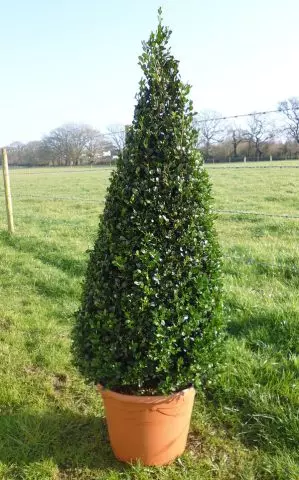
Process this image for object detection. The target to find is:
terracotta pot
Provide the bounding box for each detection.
[98,384,195,466]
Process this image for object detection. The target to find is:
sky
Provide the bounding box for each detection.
[1,0,298,145]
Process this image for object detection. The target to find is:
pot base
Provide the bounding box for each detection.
[98,385,195,466]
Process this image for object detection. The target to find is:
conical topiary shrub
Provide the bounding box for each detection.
[72,10,223,397]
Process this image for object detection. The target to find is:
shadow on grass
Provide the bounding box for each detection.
[254,260,299,287]
[31,276,78,301]
[0,231,86,278]
[251,221,299,239]
[0,409,125,474]
[227,303,299,357]
[223,245,299,286]
[203,299,299,454]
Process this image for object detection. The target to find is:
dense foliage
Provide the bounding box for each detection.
[72,12,223,395]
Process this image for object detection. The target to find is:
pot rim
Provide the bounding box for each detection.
[97,384,195,404]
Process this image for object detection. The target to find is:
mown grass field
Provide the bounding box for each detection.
[0,161,298,480]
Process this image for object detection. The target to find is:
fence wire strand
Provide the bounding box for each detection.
[6,163,299,175]
[2,195,298,220]
[8,194,105,204]
[1,152,298,277]
[207,165,299,170]
[224,254,299,274]
[215,210,299,220]
[9,167,112,176]
[1,208,298,274]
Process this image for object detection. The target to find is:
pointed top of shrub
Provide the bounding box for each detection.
[72,13,223,395]
[122,10,198,172]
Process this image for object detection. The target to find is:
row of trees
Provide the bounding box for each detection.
[195,97,299,161]
[6,124,124,167]
[5,98,299,166]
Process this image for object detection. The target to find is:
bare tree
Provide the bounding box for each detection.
[278,97,299,144]
[23,141,45,166]
[226,123,245,157]
[7,142,25,165]
[85,131,105,165]
[194,110,225,158]
[42,124,101,166]
[244,113,275,160]
[107,124,126,153]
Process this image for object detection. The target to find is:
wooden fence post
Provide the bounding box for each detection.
[1,148,14,234]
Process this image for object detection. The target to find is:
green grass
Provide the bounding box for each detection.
[0,162,298,479]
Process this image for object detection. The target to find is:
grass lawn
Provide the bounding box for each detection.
[0,162,298,479]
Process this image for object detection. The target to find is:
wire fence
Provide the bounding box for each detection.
[194,106,299,124]
[93,106,299,137]
[1,187,299,219]
[5,162,299,176]
[223,254,299,275]
[7,194,106,204]
[1,191,299,220]
[1,207,297,275]
[214,210,299,220]
[9,167,113,175]
[4,105,299,170]
[1,207,298,275]
[1,148,298,281]
[207,165,299,170]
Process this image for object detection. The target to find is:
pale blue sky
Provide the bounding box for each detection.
[1,0,298,145]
